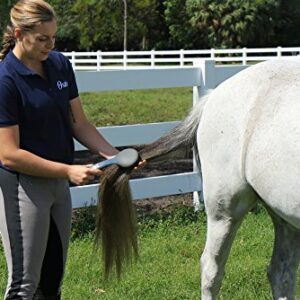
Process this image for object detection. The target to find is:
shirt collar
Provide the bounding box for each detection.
[6,50,49,77]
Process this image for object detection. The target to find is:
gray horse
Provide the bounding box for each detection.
[97,59,300,300]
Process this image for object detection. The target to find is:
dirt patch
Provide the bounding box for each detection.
[74,146,195,214]
[133,194,194,215]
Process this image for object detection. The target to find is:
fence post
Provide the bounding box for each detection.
[180,49,184,66]
[123,50,127,70]
[195,59,216,89]
[210,48,215,59]
[192,59,215,211]
[277,46,282,57]
[71,51,76,69]
[97,50,101,71]
[151,49,155,67]
[242,47,247,65]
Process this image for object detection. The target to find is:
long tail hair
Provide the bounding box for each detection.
[95,93,210,278]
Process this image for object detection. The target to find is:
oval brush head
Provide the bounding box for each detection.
[92,148,139,169]
[115,148,139,167]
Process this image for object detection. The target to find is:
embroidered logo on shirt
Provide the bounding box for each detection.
[57,80,69,90]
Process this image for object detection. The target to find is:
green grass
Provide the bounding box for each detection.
[61,207,278,300]
[0,208,273,300]
[0,206,280,299]
[2,199,300,300]
[80,88,193,126]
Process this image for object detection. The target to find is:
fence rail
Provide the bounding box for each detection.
[71,59,254,208]
[63,46,300,70]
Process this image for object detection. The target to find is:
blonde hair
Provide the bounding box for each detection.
[0,0,55,61]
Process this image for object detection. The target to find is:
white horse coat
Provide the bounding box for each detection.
[197,59,300,300]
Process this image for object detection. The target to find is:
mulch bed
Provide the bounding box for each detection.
[74,146,195,214]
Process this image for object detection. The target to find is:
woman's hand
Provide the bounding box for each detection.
[134,159,146,170]
[67,164,102,185]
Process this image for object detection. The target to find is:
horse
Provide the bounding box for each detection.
[95,59,300,300]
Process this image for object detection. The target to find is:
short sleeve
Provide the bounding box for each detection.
[0,79,19,127]
[64,57,79,100]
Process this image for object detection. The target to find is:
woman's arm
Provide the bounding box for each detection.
[0,125,101,185]
[69,97,119,159]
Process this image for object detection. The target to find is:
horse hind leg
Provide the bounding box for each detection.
[200,184,257,300]
[266,209,300,300]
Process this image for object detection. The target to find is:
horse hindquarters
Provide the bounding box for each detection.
[244,87,300,299]
[198,59,300,299]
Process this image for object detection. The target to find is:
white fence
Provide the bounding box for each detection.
[71,59,251,208]
[63,46,300,70]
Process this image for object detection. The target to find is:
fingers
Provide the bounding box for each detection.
[71,158,146,186]
[134,159,146,170]
[82,166,102,183]
[68,164,103,186]
[86,165,102,176]
[78,174,97,186]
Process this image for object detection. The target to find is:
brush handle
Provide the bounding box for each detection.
[91,148,139,170]
[91,156,117,170]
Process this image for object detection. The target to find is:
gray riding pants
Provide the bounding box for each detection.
[0,168,72,299]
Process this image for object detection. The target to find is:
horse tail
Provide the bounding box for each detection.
[95,93,210,278]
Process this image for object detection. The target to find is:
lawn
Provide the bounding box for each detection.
[80,87,193,126]
[62,206,279,300]
[0,205,282,299]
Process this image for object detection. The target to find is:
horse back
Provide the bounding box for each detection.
[198,59,300,228]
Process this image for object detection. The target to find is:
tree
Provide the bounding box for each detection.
[72,0,164,51]
[48,0,80,51]
[275,0,300,46]
[3,0,299,51]
[0,1,14,42]
[129,0,167,50]
[106,0,164,50]
[107,0,128,50]
[123,0,127,50]
[164,0,202,49]
[72,0,121,50]
[186,0,279,48]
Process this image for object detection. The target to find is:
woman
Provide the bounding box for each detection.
[0,0,135,299]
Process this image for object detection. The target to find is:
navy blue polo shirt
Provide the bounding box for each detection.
[0,50,79,165]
